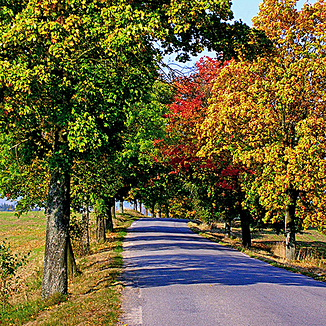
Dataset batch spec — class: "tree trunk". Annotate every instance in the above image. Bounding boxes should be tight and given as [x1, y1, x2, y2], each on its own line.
[139, 201, 142, 214]
[224, 221, 231, 238]
[105, 199, 113, 232]
[151, 205, 155, 217]
[156, 206, 162, 218]
[42, 171, 70, 299]
[119, 201, 124, 214]
[285, 192, 298, 260]
[96, 214, 106, 242]
[81, 202, 90, 255]
[67, 236, 78, 279]
[240, 209, 251, 247]
[95, 200, 106, 243]
[111, 203, 116, 220]
[145, 208, 148, 217]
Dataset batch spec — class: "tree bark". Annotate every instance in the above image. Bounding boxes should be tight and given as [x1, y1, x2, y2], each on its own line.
[156, 206, 162, 218]
[81, 202, 90, 255]
[67, 236, 78, 279]
[119, 201, 124, 214]
[96, 214, 106, 242]
[95, 200, 106, 243]
[105, 199, 113, 232]
[240, 209, 251, 247]
[285, 190, 298, 260]
[111, 203, 116, 220]
[145, 208, 148, 217]
[151, 204, 155, 217]
[42, 170, 70, 299]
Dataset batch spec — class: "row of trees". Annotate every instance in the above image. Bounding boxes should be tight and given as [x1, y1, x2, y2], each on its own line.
[148, 0, 326, 261]
[1, 0, 324, 300]
[0, 0, 271, 299]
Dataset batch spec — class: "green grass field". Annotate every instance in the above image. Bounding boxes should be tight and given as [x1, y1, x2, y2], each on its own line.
[0, 211, 46, 263]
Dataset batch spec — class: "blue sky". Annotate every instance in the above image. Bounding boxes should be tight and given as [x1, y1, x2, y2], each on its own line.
[232, 0, 316, 25]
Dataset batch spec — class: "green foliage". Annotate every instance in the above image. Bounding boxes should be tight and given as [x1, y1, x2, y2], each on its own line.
[0, 240, 29, 304]
[200, 0, 326, 232]
[69, 214, 84, 242]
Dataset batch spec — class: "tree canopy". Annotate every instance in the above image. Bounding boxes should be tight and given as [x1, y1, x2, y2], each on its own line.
[0, 0, 274, 298]
[199, 0, 326, 258]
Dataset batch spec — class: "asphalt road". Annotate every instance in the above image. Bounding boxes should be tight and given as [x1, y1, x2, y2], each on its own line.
[119, 218, 326, 326]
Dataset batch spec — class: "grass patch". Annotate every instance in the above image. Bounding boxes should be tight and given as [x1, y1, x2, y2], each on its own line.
[189, 221, 326, 283]
[0, 209, 140, 325]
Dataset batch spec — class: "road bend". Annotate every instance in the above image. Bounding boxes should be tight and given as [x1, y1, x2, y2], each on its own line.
[119, 218, 326, 326]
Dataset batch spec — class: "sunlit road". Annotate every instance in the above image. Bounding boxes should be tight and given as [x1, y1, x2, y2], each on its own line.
[119, 218, 326, 326]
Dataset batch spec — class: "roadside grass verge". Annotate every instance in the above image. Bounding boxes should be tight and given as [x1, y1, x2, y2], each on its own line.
[189, 221, 326, 283]
[0, 209, 140, 325]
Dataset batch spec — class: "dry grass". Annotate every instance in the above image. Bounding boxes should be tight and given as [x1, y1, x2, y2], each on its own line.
[0, 209, 142, 326]
[189, 221, 326, 282]
[0, 211, 46, 305]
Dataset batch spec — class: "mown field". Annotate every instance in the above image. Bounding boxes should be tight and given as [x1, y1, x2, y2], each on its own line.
[0, 210, 139, 326]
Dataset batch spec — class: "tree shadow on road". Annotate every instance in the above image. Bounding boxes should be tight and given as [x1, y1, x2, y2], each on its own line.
[121, 218, 326, 289]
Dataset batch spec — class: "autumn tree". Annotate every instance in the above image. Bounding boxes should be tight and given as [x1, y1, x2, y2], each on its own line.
[155, 57, 253, 244]
[200, 0, 326, 259]
[0, 0, 274, 298]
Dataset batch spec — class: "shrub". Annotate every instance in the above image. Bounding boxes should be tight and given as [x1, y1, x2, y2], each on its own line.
[0, 240, 29, 304]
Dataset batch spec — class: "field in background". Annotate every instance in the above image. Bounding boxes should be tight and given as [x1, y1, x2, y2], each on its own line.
[0, 211, 46, 261]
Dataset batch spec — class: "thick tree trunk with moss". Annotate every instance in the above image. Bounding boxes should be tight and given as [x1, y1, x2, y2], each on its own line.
[81, 202, 90, 255]
[285, 190, 298, 260]
[42, 171, 70, 299]
[240, 209, 251, 247]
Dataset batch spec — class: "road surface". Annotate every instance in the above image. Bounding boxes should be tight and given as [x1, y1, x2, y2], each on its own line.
[119, 218, 326, 326]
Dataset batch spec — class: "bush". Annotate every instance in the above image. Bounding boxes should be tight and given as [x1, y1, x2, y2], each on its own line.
[0, 240, 29, 304]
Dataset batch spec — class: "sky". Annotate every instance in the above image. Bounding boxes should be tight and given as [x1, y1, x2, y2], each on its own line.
[231, 0, 315, 26]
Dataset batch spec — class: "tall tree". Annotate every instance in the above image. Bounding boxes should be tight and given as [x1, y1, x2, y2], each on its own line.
[0, 0, 157, 298]
[156, 58, 253, 244]
[0, 0, 273, 298]
[200, 0, 326, 259]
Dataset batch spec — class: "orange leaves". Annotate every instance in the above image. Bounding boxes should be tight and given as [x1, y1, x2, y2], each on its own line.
[199, 0, 326, 230]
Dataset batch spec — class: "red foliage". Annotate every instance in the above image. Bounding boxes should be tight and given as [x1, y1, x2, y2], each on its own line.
[157, 57, 227, 175]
